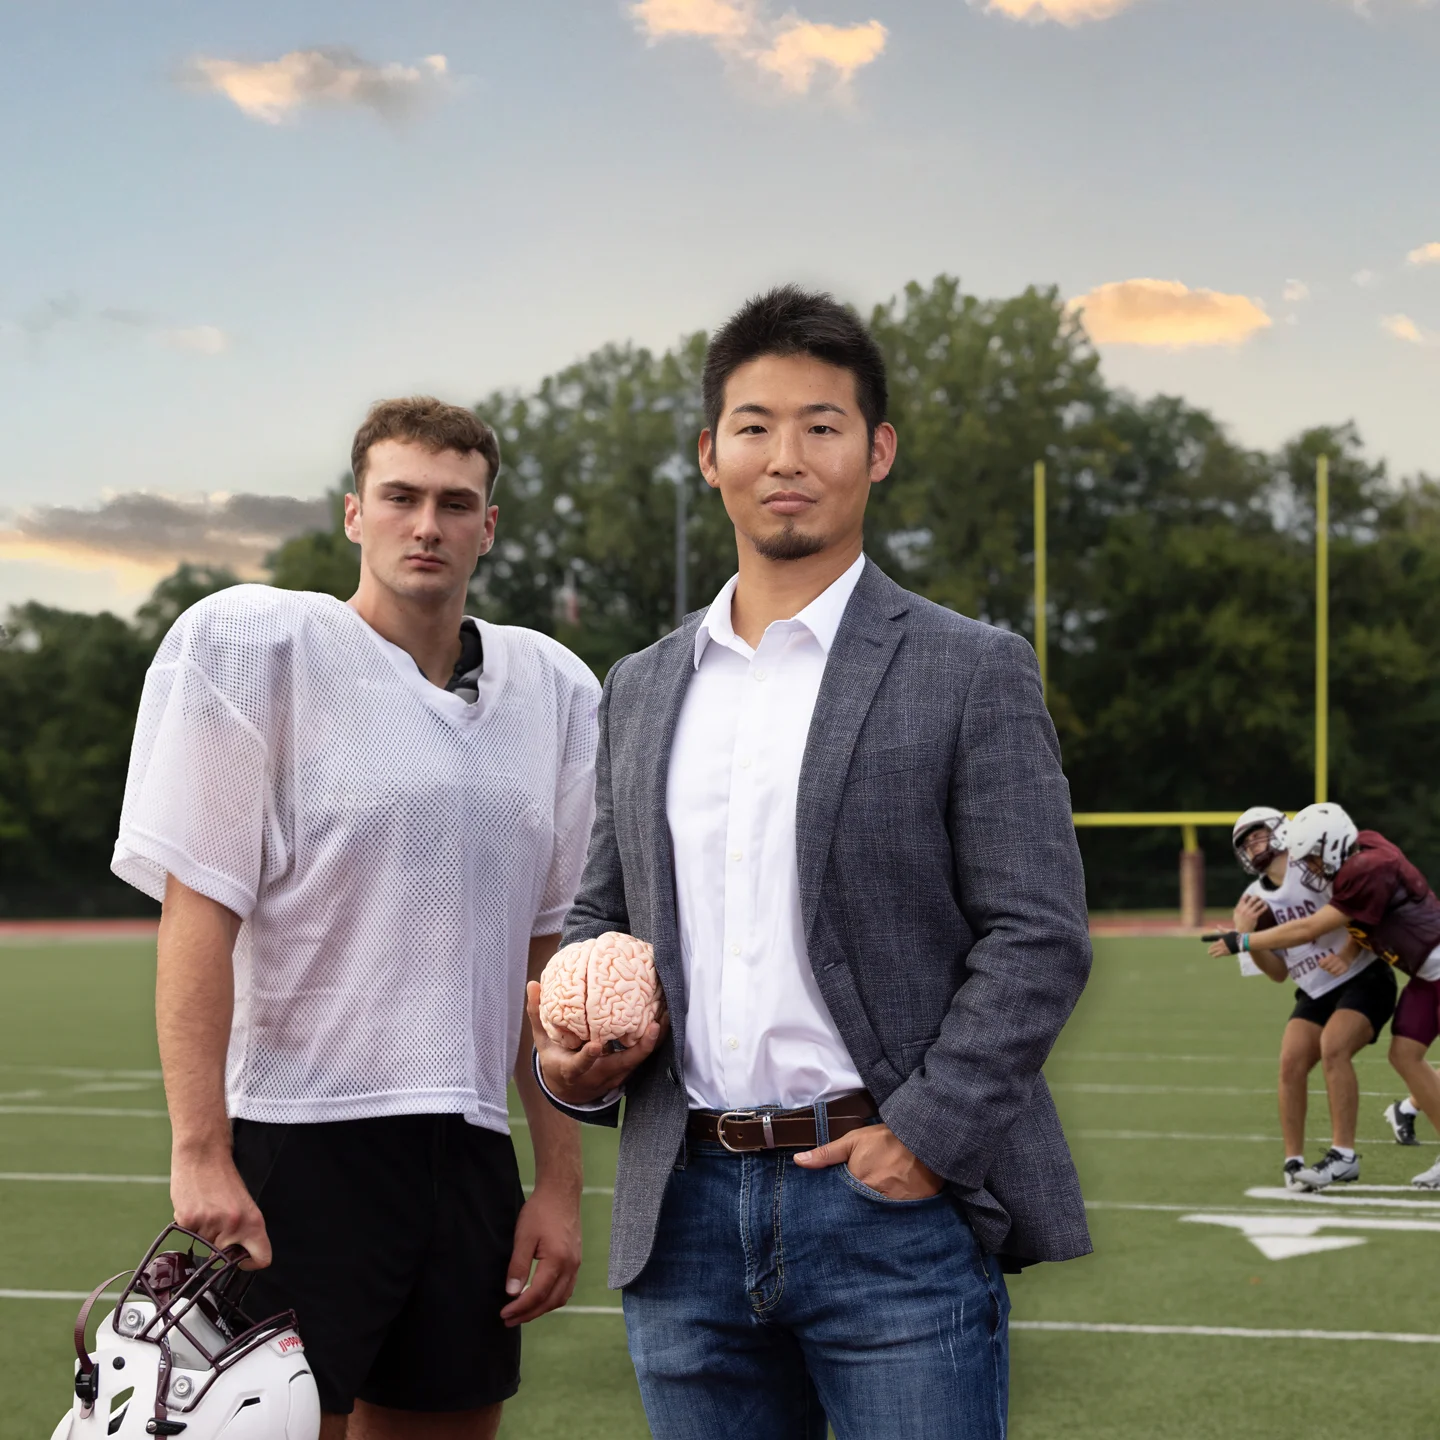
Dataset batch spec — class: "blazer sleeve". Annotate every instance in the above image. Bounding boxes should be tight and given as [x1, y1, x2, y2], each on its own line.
[536, 654, 634, 1128]
[878, 627, 1092, 1191]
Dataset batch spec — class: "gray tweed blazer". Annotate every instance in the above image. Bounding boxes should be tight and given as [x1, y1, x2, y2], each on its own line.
[555, 558, 1093, 1288]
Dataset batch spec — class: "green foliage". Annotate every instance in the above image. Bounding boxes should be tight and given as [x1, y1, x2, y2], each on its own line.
[133, 562, 242, 645]
[0, 605, 155, 916]
[6, 274, 1440, 914]
[266, 483, 359, 599]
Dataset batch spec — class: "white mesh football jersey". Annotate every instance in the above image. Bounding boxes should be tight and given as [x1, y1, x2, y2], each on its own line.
[1238, 861, 1374, 999]
[112, 585, 600, 1133]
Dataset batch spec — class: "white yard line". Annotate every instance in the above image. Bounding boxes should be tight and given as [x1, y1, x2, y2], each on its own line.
[1075, 1129, 1392, 1145]
[0, 1290, 123, 1302]
[0, 1172, 168, 1184]
[1055, 1083, 1394, 1098]
[0, 1172, 616, 1196]
[1058, 1052, 1399, 1068]
[0, 1106, 169, 1118]
[0, 1066, 162, 1080]
[1245, 1186, 1440, 1210]
[1011, 1321, 1440, 1344]
[5, 1293, 1430, 1344]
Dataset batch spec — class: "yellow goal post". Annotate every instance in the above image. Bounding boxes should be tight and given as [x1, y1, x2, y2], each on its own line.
[1037, 455, 1332, 926]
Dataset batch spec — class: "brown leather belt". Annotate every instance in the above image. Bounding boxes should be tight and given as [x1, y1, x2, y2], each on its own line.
[686, 1091, 878, 1153]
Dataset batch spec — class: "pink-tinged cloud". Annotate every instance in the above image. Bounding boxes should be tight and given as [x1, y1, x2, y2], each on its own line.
[981, 0, 1141, 23]
[186, 48, 448, 124]
[630, 0, 753, 38]
[1405, 242, 1440, 268]
[757, 20, 888, 90]
[1068, 279, 1273, 348]
[630, 1, 885, 93]
[1381, 314, 1434, 346]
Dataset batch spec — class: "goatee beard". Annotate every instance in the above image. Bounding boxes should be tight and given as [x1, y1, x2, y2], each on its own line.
[751, 523, 826, 562]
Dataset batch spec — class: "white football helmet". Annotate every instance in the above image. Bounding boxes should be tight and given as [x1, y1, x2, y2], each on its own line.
[51, 1225, 319, 1440]
[1231, 806, 1290, 876]
[1285, 803, 1359, 894]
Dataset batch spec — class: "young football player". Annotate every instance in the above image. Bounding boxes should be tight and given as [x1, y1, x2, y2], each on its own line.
[1209, 802, 1440, 1189]
[112, 398, 600, 1438]
[1222, 807, 1392, 1190]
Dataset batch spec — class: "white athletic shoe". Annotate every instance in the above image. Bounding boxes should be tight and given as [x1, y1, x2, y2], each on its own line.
[1411, 1156, 1440, 1190]
[1283, 1158, 1304, 1189]
[1295, 1149, 1360, 1190]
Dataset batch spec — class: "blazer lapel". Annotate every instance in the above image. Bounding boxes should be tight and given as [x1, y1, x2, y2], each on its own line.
[796, 560, 910, 937]
[635, 615, 704, 1049]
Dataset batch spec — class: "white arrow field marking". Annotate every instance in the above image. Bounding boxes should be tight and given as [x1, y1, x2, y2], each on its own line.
[1183, 1211, 1440, 1259]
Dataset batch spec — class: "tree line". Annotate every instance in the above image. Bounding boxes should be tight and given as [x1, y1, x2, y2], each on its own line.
[4, 275, 1438, 917]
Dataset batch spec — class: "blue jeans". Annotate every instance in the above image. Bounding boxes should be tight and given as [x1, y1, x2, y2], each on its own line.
[622, 1114, 1010, 1440]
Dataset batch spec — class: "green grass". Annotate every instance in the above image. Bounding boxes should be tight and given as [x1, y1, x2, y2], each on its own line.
[3, 937, 1435, 1438]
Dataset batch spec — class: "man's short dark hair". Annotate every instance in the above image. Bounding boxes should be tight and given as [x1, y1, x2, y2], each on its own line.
[702, 285, 888, 444]
[351, 396, 501, 499]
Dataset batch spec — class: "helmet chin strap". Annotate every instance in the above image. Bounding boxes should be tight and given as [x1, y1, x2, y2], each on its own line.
[71, 1272, 130, 1417]
[147, 1341, 187, 1435]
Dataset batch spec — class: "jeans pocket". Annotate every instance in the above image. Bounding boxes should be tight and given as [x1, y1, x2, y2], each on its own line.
[838, 1163, 949, 1207]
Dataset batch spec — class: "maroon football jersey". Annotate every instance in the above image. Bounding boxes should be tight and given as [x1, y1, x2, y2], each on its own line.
[1331, 830, 1440, 977]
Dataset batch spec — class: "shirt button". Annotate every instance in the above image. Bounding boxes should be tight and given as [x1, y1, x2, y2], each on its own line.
[739, 756, 752, 769]
[753, 668, 768, 682]
[727, 1036, 739, 1050]
[731, 849, 743, 862]
[731, 944, 741, 956]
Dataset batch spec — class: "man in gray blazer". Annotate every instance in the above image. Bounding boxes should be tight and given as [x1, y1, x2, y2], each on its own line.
[530, 285, 1091, 1439]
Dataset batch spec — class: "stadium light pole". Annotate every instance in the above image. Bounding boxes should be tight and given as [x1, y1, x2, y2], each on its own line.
[1316, 455, 1329, 804]
[1034, 460, 1048, 701]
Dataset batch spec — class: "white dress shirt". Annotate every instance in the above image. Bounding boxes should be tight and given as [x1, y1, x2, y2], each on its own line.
[667, 554, 867, 1111]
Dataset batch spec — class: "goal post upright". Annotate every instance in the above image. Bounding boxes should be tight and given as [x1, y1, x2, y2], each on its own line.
[1315, 454, 1329, 805]
[1034, 460, 1047, 700]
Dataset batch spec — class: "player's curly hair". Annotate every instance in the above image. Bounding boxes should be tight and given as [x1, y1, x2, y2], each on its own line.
[351, 396, 501, 498]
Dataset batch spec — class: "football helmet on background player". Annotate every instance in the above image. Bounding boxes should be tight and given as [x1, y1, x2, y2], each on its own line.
[1231, 806, 1290, 876]
[1285, 803, 1359, 894]
[50, 1224, 318, 1440]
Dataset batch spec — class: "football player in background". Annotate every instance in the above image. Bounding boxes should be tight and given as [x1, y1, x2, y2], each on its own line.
[1210, 803, 1440, 1189]
[1222, 808, 1392, 1190]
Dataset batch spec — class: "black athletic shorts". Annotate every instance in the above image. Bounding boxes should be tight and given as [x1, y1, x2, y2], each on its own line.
[1289, 959, 1397, 1042]
[232, 1113, 525, 1415]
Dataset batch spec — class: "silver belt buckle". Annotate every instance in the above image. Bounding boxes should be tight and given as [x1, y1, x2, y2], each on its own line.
[715, 1110, 759, 1152]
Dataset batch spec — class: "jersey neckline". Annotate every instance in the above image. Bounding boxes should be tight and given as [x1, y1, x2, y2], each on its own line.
[325, 596, 509, 729]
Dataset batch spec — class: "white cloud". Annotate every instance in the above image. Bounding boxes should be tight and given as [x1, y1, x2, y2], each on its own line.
[158, 325, 229, 355]
[185, 48, 449, 124]
[1406, 242, 1440, 268]
[1067, 278, 1272, 348]
[1353, 269, 1380, 288]
[1381, 313, 1436, 347]
[1282, 279, 1311, 303]
[978, 0, 1142, 23]
[630, 0, 886, 93]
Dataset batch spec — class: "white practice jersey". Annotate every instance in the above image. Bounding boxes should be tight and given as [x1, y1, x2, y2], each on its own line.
[1238, 859, 1373, 999]
[113, 585, 600, 1133]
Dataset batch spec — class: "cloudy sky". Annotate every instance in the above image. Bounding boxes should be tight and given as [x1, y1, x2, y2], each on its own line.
[3, 0, 1438, 614]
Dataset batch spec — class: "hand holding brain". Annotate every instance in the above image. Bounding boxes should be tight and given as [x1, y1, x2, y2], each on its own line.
[538, 932, 664, 1049]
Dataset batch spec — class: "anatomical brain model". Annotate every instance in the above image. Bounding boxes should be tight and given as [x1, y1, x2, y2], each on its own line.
[538, 932, 664, 1049]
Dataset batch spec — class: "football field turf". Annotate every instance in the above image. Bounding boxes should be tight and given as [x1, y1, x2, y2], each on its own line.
[3, 936, 1435, 1439]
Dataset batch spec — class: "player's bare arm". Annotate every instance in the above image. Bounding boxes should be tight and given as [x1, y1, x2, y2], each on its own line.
[1316, 934, 1364, 977]
[156, 874, 271, 1269]
[502, 934, 584, 1328]
[1207, 902, 1348, 956]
